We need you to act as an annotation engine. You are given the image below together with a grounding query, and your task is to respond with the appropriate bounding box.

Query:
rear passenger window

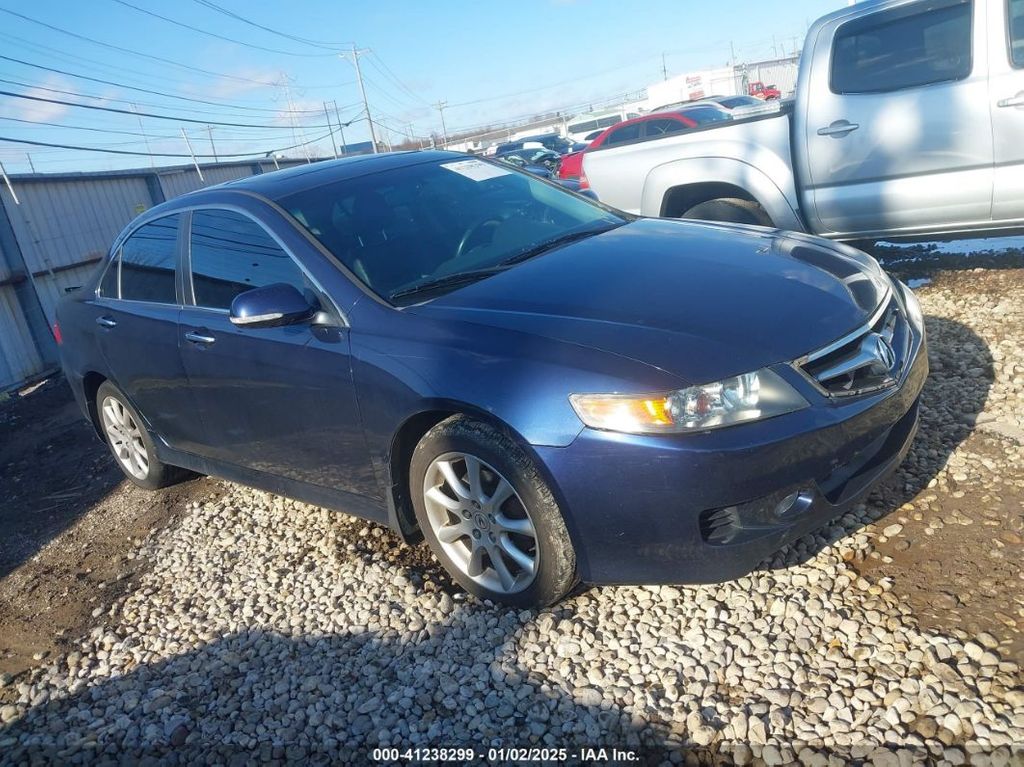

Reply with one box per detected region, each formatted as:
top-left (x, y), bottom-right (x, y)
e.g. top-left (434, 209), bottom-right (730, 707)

top-left (1010, 0), bottom-right (1024, 67)
top-left (831, 0), bottom-right (972, 94)
top-left (189, 209), bottom-right (307, 311)
top-left (605, 123), bottom-right (641, 146)
top-left (645, 119), bottom-right (685, 138)
top-left (119, 215), bottom-right (181, 303)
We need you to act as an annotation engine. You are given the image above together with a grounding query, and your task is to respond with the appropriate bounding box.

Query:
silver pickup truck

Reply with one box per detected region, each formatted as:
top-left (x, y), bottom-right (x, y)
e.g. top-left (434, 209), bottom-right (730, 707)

top-left (583, 0), bottom-right (1024, 241)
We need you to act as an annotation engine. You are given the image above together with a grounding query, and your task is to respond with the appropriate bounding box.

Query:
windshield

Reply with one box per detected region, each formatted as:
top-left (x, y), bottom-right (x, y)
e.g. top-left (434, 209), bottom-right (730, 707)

top-left (719, 95), bottom-right (763, 109)
top-left (279, 158), bottom-right (625, 304)
top-left (677, 106), bottom-right (732, 125)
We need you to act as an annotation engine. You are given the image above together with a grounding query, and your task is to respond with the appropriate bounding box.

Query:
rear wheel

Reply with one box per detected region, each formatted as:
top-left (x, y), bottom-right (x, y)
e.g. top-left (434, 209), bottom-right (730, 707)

top-left (682, 197), bottom-right (774, 227)
top-left (96, 381), bottom-right (192, 490)
top-left (410, 416), bottom-right (576, 607)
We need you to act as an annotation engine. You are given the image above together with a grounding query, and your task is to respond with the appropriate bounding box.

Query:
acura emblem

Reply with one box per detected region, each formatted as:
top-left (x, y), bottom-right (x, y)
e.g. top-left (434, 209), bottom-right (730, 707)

top-left (862, 332), bottom-right (896, 371)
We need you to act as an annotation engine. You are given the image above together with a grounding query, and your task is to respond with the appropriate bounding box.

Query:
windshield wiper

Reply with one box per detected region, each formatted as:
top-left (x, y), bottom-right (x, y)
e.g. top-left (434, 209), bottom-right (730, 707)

top-left (389, 222), bottom-right (624, 303)
top-left (389, 266), bottom-right (507, 302)
top-left (498, 222), bottom-right (623, 267)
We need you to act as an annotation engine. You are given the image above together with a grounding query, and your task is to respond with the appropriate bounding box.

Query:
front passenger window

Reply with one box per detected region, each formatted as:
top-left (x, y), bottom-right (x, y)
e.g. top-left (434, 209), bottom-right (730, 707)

top-left (189, 209), bottom-right (309, 311)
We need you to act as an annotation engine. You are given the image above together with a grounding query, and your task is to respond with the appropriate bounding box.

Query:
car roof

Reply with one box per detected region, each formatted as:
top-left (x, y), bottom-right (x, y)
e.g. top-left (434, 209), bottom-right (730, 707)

top-left (188, 149), bottom-right (462, 202)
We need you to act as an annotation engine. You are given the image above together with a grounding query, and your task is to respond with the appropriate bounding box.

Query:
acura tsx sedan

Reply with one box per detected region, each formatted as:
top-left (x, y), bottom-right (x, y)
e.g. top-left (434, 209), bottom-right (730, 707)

top-left (56, 150), bottom-right (926, 606)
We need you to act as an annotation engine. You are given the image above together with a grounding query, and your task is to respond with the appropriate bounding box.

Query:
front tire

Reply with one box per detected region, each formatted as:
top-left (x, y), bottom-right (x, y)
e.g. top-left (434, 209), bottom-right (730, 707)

top-left (410, 416), bottom-right (577, 607)
top-left (682, 197), bottom-right (774, 227)
top-left (96, 381), bottom-right (191, 490)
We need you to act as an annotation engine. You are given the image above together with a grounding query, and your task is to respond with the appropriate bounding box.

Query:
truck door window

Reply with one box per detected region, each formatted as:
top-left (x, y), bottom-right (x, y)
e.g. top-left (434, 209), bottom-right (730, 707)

top-left (1010, 0), bottom-right (1024, 67)
top-left (830, 0), bottom-right (972, 94)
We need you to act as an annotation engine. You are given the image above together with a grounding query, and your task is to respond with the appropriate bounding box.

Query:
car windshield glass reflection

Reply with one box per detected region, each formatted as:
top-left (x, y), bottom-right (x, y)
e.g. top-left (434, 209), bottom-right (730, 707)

top-left (280, 159), bottom-right (624, 304)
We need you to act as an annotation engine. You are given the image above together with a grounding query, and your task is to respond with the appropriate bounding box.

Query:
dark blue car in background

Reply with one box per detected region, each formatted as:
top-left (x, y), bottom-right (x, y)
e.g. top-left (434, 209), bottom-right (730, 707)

top-left (56, 150), bottom-right (927, 606)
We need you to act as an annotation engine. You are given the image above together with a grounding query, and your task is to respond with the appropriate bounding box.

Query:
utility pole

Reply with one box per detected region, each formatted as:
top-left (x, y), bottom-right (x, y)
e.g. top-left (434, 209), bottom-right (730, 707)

top-left (25, 153), bottom-right (35, 173)
top-left (332, 101), bottom-right (349, 156)
top-left (323, 101), bottom-right (339, 158)
top-left (180, 128), bottom-right (204, 182)
top-left (434, 100), bottom-right (449, 148)
top-left (205, 125), bottom-right (218, 163)
top-left (730, 41), bottom-right (737, 67)
top-left (130, 103), bottom-right (154, 169)
top-left (280, 75), bottom-right (310, 163)
top-left (661, 52), bottom-right (668, 81)
top-left (342, 45), bottom-right (378, 153)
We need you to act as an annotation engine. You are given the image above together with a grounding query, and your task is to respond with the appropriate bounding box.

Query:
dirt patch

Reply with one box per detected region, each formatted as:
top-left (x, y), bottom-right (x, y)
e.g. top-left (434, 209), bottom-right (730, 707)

top-left (0, 378), bottom-right (220, 678)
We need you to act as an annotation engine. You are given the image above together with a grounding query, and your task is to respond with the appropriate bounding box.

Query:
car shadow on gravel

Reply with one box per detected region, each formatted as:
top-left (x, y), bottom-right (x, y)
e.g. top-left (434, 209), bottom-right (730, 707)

top-left (0, 378), bottom-right (125, 579)
top-left (756, 314), bottom-right (994, 575)
top-left (0, 617), bottom-right (710, 764)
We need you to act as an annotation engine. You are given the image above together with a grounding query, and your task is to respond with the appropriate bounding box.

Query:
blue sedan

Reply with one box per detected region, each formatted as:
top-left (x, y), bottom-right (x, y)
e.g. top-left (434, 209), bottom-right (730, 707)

top-left (56, 151), bottom-right (926, 606)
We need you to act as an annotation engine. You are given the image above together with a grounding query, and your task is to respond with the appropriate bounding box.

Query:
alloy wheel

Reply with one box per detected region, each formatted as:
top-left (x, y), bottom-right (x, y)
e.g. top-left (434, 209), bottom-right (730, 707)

top-left (422, 452), bottom-right (538, 595)
top-left (101, 396), bottom-right (150, 480)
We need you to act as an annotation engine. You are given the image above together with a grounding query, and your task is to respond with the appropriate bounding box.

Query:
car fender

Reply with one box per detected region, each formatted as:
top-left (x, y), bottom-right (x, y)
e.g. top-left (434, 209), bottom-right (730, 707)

top-left (641, 156), bottom-right (805, 232)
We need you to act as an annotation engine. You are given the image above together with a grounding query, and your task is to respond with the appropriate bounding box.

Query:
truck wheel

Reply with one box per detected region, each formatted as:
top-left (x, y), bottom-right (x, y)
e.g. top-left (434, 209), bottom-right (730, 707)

top-left (682, 198), bottom-right (774, 227)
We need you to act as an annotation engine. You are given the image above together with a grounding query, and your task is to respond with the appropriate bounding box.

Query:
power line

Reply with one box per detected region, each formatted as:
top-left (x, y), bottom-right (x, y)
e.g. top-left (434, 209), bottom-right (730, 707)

top-left (0, 75), bottom-right (344, 122)
top-left (192, 0), bottom-right (349, 50)
top-left (0, 7), bottom-right (280, 87)
top-left (368, 53), bottom-right (429, 106)
top-left (0, 130), bottom-right (336, 158)
top-left (0, 116), bottom-right (338, 145)
top-left (110, 0), bottom-right (337, 58)
top-left (0, 30), bottom-right (355, 96)
top-left (0, 89), bottom-right (334, 130)
top-left (0, 54), bottom-right (326, 115)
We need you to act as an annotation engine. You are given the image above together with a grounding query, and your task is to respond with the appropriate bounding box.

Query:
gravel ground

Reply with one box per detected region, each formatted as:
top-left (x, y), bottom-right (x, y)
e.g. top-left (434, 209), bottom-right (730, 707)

top-left (1, 268), bottom-right (1023, 765)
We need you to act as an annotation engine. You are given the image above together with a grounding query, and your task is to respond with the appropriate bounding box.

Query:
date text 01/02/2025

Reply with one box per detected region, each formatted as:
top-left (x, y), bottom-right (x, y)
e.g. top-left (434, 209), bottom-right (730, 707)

top-left (370, 746), bottom-right (640, 762)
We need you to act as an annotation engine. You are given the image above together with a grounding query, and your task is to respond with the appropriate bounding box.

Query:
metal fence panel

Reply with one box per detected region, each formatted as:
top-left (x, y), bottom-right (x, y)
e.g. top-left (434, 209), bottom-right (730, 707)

top-left (0, 284), bottom-right (45, 390)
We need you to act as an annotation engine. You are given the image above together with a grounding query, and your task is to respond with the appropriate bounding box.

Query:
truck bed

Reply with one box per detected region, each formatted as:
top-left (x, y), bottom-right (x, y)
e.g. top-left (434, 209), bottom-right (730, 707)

top-left (582, 104), bottom-right (802, 229)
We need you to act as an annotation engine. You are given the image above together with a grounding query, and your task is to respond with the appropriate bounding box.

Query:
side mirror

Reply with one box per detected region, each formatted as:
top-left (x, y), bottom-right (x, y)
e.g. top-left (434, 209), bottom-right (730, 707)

top-left (229, 283), bottom-right (315, 328)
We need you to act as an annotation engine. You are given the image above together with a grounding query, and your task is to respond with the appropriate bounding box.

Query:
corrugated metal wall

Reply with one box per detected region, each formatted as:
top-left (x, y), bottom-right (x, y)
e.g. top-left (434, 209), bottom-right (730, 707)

top-left (744, 55), bottom-right (801, 98)
top-left (0, 158), bottom-right (311, 390)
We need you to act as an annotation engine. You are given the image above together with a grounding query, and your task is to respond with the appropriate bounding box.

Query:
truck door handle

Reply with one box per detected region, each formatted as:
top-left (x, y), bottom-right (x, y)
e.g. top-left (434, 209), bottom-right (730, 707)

top-left (817, 120), bottom-right (859, 137)
top-left (997, 92), bottom-right (1024, 108)
top-left (95, 316), bottom-right (117, 329)
top-left (184, 330), bottom-right (216, 345)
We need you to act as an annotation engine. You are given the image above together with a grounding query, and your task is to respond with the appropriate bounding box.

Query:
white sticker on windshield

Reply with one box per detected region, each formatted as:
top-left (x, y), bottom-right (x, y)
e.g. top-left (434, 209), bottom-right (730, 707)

top-left (441, 159), bottom-right (510, 182)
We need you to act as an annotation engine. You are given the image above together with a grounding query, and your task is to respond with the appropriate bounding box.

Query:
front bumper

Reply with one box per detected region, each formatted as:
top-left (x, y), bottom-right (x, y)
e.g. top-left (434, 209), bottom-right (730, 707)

top-left (534, 325), bottom-right (928, 585)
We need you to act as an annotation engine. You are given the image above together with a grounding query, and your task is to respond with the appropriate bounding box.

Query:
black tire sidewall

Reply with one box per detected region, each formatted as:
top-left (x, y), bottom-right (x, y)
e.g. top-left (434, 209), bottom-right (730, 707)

top-left (409, 417), bottom-right (576, 608)
top-left (96, 381), bottom-right (172, 490)
top-left (683, 198), bottom-right (773, 227)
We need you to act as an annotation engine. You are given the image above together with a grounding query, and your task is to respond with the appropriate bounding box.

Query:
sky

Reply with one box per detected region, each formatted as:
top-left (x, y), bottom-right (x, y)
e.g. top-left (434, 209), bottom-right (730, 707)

top-left (0, 0), bottom-right (842, 175)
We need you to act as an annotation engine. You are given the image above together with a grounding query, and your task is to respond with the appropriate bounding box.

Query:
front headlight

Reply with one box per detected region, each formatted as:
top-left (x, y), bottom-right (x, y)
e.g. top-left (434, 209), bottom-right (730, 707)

top-left (569, 368), bottom-right (808, 435)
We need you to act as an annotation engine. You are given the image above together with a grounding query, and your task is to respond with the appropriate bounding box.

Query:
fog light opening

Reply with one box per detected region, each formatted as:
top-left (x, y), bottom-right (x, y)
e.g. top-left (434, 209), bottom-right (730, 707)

top-left (774, 490), bottom-right (812, 519)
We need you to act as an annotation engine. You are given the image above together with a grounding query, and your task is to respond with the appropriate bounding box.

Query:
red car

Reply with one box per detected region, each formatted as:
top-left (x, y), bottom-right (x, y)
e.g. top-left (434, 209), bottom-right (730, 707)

top-left (558, 105), bottom-right (731, 189)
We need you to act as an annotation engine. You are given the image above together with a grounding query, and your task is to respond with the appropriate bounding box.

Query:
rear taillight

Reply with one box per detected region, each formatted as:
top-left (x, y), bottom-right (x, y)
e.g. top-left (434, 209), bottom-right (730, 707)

top-left (52, 321), bottom-right (63, 345)
top-left (558, 151), bottom-right (584, 180)
top-left (578, 173), bottom-right (590, 191)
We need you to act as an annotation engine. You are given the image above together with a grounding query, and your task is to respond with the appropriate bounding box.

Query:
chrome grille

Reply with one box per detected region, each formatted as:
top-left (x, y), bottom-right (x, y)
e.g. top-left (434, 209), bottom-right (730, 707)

top-left (794, 294), bottom-right (910, 398)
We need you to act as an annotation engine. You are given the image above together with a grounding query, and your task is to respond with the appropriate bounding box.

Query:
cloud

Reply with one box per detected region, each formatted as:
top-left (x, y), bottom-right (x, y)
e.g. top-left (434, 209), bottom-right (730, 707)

top-left (0, 75), bottom-right (76, 123)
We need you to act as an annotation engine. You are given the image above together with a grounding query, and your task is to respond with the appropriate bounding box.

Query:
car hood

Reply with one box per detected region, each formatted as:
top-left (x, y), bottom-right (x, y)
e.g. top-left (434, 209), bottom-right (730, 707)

top-left (410, 218), bottom-right (892, 385)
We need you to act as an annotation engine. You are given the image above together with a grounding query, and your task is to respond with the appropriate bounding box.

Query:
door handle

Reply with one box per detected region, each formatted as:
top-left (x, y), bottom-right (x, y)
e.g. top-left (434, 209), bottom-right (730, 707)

top-left (997, 93), bottom-right (1024, 108)
top-left (184, 330), bottom-right (216, 345)
top-left (817, 120), bottom-right (860, 137)
top-left (95, 316), bottom-right (117, 329)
